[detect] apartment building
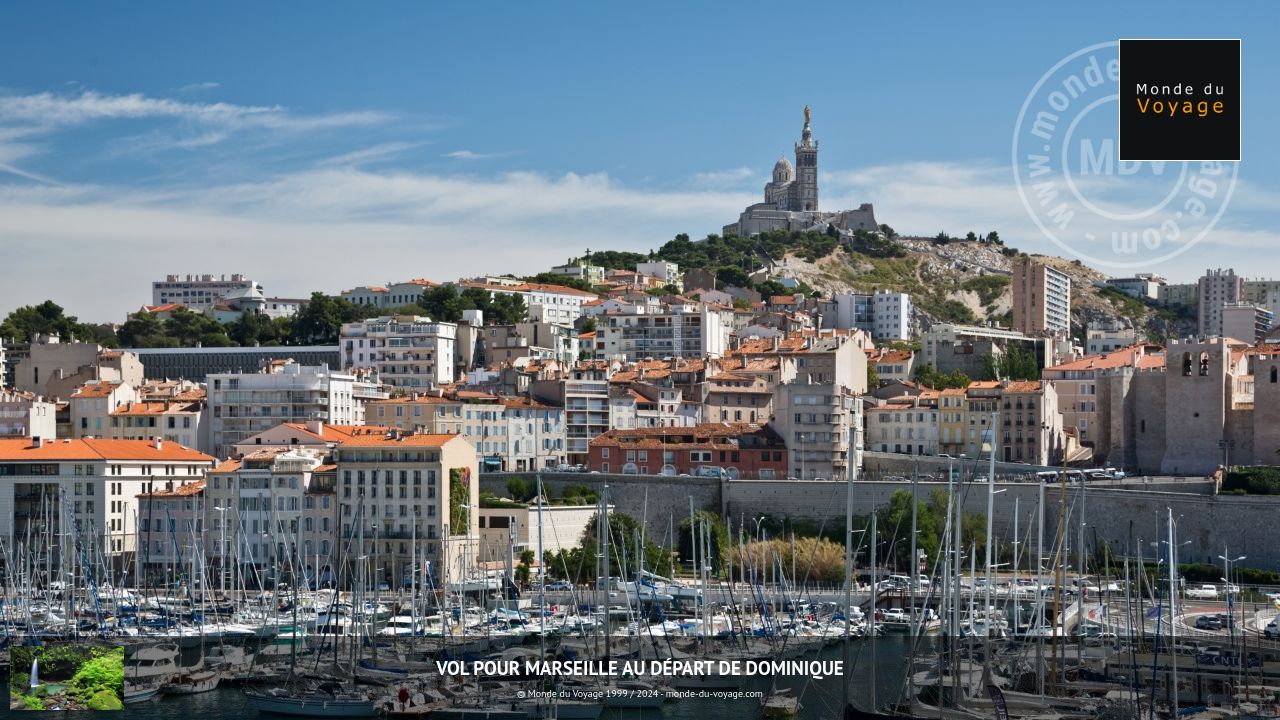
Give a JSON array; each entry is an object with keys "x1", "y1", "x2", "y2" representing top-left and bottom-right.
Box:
[
  {"x1": 458, "y1": 321, "x2": 579, "y2": 370},
  {"x1": 0, "y1": 389, "x2": 56, "y2": 439},
  {"x1": 1104, "y1": 274, "x2": 1165, "y2": 300},
  {"x1": 1086, "y1": 321, "x2": 1138, "y2": 355},
  {"x1": 587, "y1": 423, "x2": 787, "y2": 479},
  {"x1": 1198, "y1": 268, "x2": 1244, "y2": 337},
  {"x1": 1012, "y1": 257, "x2": 1071, "y2": 336},
  {"x1": 135, "y1": 479, "x2": 206, "y2": 583},
  {"x1": 530, "y1": 364, "x2": 611, "y2": 465},
  {"x1": 340, "y1": 315, "x2": 457, "y2": 389},
  {"x1": 208, "y1": 362, "x2": 364, "y2": 458},
  {"x1": 770, "y1": 380, "x2": 862, "y2": 481},
  {"x1": 733, "y1": 331, "x2": 869, "y2": 394},
  {"x1": 703, "y1": 372, "x2": 773, "y2": 424},
  {"x1": 0, "y1": 437, "x2": 214, "y2": 572},
  {"x1": 16, "y1": 341, "x2": 144, "y2": 400},
  {"x1": 152, "y1": 273, "x2": 258, "y2": 311},
  {"x1": 339, "y1": 279, "x2": 438, "y2": 309},
  {"x1": 204, "y1": 448, "x2": 328, "y2": 588},
  {"x1": 595, "y1": 302, "x2": 731, "y2": 362},
  {"x1": 997, "y1": 380, "x2": 1063, "y2": 465},
  {"x1": 366, "y1": 392, "x2": 567, "y2": 471},
  {"x1": 334, "y1": 431, "x2": 478, "y2": 588},
  {"x1": 1221, "y1": 302, "x2": 1273, "y2": 343},
  {"x1": 867, "y1": 393, "x2": 939, "y2": 456}
]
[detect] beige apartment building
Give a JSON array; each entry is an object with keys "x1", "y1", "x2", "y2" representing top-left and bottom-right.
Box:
[{"x1": 1012, "y1": 257, "x2": 1071, "y2": 337}]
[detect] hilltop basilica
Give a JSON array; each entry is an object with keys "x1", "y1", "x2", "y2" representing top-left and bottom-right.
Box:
[{"x1": 723, "y1": 106, "x2": 880, "y2": 238}]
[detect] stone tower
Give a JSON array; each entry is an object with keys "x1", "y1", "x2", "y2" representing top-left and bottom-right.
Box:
[{"x1": 792, "y1": 105, "x2": 819, "y2": 212}]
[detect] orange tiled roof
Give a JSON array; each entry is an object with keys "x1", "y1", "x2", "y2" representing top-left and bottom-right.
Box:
[
  {"x1": 337, "y1": 432, "x2": 457, "y2": 448},
  {"x1": 277, "y1": 423, "x2": 396, "y2": 443},
  {"x1": 0, "y1": 438, "x2": 213, "y2": 462},
  {"x1": 72, "y1": 382, "x2": 122, "y2": 399},
  {"x1": 1004, "y1": 380, "x2": 1043, "y2": 393},
  {"x1": 209, "y1": 458, "x2": 243, "y2": 473},
  {"x1": 1045, "y1": 344, "x2": 1165, "y2": 373},
  {"x1": 139, "y1": 479, "x2": 206, "y2": 498},
  {"x1": 143, "y1": 303, "x2": 183, "y2": 313},
  {"x1": 111, "y1": 401, "x2": 200, "y2": 416},
  {"x1": 876, "y1": 350, "x2": 913, "y2": 364}
]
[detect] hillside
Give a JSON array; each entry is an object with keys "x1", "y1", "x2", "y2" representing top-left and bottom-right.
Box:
[{"x1": 617, "y1": 229, "x2": 1196, "y2": 343}]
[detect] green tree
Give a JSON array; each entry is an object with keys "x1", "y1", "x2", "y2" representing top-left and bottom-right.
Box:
[
  {"x1": 0, "y1": 300, "x2": 97, "y2": 343},
  {"x1": 867, "y1": 363, "x2": 880, "y2": 389},
  {"x1": 117, "y1": 312, "x2": 166, "y2": 347},
  {"x1": 875, "y1": 490, "x2": 941, "y2": 572},
  {"x1": 291, "y1": 292, "x2": 349, "y2": 344},
  {"x1": 678, "y1": 511, "x2": 730, "y2": 576},
  {"x1": 163, "y1": 307, "x2": 229, "y2": 346},
  {"x1": 980, "y1": 344, "x2": 1040, "y2": 381}
]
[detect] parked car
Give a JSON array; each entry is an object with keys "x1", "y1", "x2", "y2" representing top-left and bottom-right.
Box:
[
  {"x1": 881, "y1": 608, "x2": 907, "y2": 622},
  {"x1": 1195, "y1": 615, "x2": 1223, "y2": 630},
  {"x1": 1264, "y1": 618, "x2": 1279, "y2": 639},
  {"x1": 544, "y1": 580, "x2": 573, "y2": 591}
]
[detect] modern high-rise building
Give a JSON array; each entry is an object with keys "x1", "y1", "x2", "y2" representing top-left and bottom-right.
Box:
[
  {"x1": 1197, "y1": 268, "x2": 1244, "y2": 337},
  {"x1": 1012, "y1": 257, "x2": 1071, "y2": 336}
]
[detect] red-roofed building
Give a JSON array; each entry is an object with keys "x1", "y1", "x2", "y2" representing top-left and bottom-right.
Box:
[
  {"x1": 587, "y1": 423, "x2": 787, "y2": 478},
  {"x1": 0, "y1": 437, "x2": 214, "y2": 571}
]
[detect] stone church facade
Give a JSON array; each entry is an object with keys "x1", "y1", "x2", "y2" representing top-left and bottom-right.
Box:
[{"x1": 724, "y1": 106, "x2": 879, "y2": 238}]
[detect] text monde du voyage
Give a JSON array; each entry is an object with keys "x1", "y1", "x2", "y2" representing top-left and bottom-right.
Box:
[{"x1": 1134, "y1": 82, "x2": 1229, "y2": 118}]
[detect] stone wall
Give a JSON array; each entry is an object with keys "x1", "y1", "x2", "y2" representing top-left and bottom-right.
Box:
[{"x1": 481, "y1": 471, "x2": 1273, "y2": 568}]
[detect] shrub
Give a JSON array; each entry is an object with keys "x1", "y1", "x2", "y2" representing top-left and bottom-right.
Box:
[
  {"x1": 87, "y1": 688, "x2": 124, "y2": 710},
  {"x1": 24, "y1": 695, "x2": 45, "y2": 710}
]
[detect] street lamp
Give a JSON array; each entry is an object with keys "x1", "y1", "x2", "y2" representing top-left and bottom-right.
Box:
[
  {"x1": 1217, "y1": 552, "x2": 1246, "y2": 647},
  {"x1": 213, "y1": 506, "x2": 229, "y2": 598}
]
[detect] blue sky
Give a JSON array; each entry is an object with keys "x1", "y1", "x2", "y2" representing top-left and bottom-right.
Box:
[{"x1": 1, "y1": 2, "x2": 1277, "y2": 321}]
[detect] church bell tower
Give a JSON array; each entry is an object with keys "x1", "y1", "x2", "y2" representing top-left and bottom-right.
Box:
[{"x1": 793, "y1": 105, "x2": 818, "y2": 212}]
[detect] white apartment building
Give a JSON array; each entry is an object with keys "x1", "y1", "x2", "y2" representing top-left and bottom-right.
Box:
[
  {"x1": 152, "y1": 274, "x2": 259, "y2": 311},
  {"x1": 1086, "y1": 322, "x2": 1138, "y2": 355},
  {"x1": 867, "y1": 397, "x2": 940, "y2": 456},
  {"x1": 339, "y1": 279, "x2": 438, "y2": 309},
  {"x1": 0, "y1": 389, "x2": 56, "y2": 439},
  {"x1": 530, "y1": 365, "x2": 611, "y2": 464},
  {"x1": 871, "y1": 290, "x2": 913, "y2": 341},
  {"x1": 596, "y1": 303, "x2": 730, "y2": 361},
  {"x1": 366, "y1": 393, "x2": 567, "y2": 472},
  {"x1": 205, "y1": 448, "x2": 327, "y2": 586},
  {"x1": 208, "y1": 362, "x2": 362, "y2": 458},
  {"x1": 0, "y1": 437, "x2": 214, "y2": 570},
  {"x1": 340, "y1": 316, "x2": 457, "y2": 389},
  {"x1": 635, "y1": 261, "x2": 681, "y2": 287}
]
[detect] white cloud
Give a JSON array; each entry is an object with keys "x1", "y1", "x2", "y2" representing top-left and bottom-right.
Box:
[
  {"x1": 179, "y1": 82, "x2": 221, "y2": 92},
  {"x1": 444, "y1": 149, "x2": 513, "y2": 160},
  {"x1": 0, "y1": 90, "x2": 393, "y2": 133},
  {"x1": 319, "y1": 142, "x2": 423, "y2": 168},
  {"x1": 688, "y1": 167, "x2": 758, "y2": 190}
]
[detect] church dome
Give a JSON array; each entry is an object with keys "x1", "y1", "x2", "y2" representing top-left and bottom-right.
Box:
[{"x1": 772, "y1": 156, "x2": 794, "y2": 182}]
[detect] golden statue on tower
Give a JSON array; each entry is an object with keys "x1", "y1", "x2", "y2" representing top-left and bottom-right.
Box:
[{"x1": 804, "y1": 105, "x2": 811, "y2": 125}]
